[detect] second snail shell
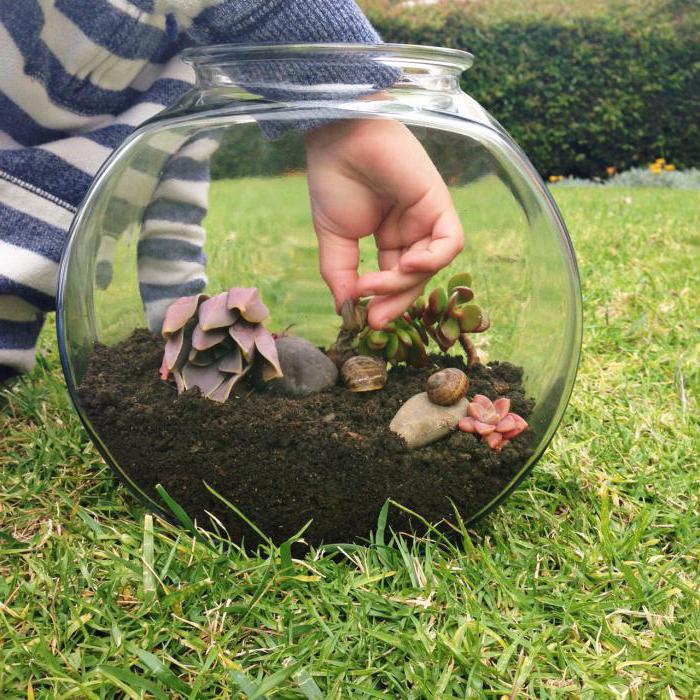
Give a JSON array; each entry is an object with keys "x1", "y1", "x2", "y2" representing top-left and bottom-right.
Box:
[{"x1": 426, "y1": 368, "x2": 469, "y2": 406}]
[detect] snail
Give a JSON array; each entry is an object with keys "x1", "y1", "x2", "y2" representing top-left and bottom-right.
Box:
[
  {"x1": 426, "y1": 368, "x2": 469, "y2": 406},
  {"x1": 341, "y1": 355, "x2": 387, "y2": 392}
]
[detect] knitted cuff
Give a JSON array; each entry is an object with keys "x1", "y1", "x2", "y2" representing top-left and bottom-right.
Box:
[
  {"x1": 182, "y1": 0, "x2": 396, "y2": 137},
  {"x1": 246, "y1": 0, "x2": 380, "y2": 44},
  {"x1": 185, "y1": 0, "x2": 381, "y2": 45}
]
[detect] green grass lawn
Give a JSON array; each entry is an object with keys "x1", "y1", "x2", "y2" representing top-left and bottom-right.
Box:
[{"x1": 1, "y1": 187, "x2": 698, "y2": 698}]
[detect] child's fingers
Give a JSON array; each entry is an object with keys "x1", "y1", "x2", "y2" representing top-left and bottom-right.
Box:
[
  {"x1": 358, "y1": 234, "x2": 430, "y2": 297},
  {"x1": 364, "y1": 131, "x2": 464, "y2": 275},
  {"x1": 355, "y1": 268, "x2": 429, "y2": 298},
  {"x1": 377, "y1": 246, "x2": 402, "y2": 272},
  {"x1": 366, "y1": 282, "x2": 428, "y2": 329},
  {"x1": 376, "y1": 234, "x2": 430, "y2": 273},
  {"x1": 399, "y1": 207, "x2": 464, "y2": 273},
  {"x1": 316, "y1": 230, "x2": 360, "y2": 311}
]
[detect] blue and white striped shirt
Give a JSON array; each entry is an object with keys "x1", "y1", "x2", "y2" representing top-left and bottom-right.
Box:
[{"x1": 0, "y1": 0, "x2": 379, "y2": 380}]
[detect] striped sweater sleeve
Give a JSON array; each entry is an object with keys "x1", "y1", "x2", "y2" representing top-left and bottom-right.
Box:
[
  {"x1": 137, "y1": 131, "x2": 221, "y2": 331},
  {"x1": 0, "y1": 0, "x2": 380, "y2": 381}
]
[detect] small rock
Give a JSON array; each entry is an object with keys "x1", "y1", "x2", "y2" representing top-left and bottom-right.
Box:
[
  {"x1": 268, "y1": 336, "x2": 338, "y2": 396},
  {"x1": 390, "y1": 392, "x2": 468, "y2": 449}
]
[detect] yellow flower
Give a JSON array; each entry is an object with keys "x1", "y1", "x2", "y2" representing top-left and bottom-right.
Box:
[
  {"x1": 654, "y1": 157, "x2": 666, "y2": 165},
  {"x1": 664, "y1": 164, "x2": 676, "y2": 171},
  {"x1": 548, "y1": 174, "x2": 563, "y2": 182},
  {"x1": 606, "y1": 166, "x2": 617, "y2": 176},
  {"x1": 649, "y1": 163, "x2": 662, "y2": 174}
]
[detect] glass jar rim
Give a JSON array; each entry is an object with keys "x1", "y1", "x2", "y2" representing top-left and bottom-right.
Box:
[{"x1": 181, "y1": 42, "x2": 474, "y2": 74}]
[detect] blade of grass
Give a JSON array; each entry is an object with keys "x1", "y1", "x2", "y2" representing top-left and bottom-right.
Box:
[
  {"x1": 97, "y1": 666, "x2": 168, "y2": 700},
  {"x1": 142, "y1": 513, "x2": 156, "y2": 606},
  {"x1": 132, "y1": 647, "x2": 190, "y2": 695},
  {"x1": 203, "y1": 481, "x2": 273, "y2": 548}
]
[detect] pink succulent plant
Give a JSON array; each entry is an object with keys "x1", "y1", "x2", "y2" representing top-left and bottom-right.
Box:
[
  {"x1": 458, "y1": 394, "x2": 528, "y2": 451},
  {"x1": 160, "y1": 287, "x2": 282, "y2": 403}
]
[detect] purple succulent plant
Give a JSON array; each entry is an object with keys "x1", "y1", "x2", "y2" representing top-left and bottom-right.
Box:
[{"x1": 159, "y1": 287, "x2": 282, "y2": 402}]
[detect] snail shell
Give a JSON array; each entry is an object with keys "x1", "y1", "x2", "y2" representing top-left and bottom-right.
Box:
[
  {"x1": 426, "y1": 368, "x2": 469, "y2": 406},
  {"x1": 341, "y1": 355, "x2": 387, "y2": 393}
]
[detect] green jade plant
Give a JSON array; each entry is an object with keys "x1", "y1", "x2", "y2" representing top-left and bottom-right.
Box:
[
  {"x1": 356, "y1": 273, "x2": 490, "y2": 368},
  {"x1": 160, "y1": 287, "x2": 282, "y2": 403}
]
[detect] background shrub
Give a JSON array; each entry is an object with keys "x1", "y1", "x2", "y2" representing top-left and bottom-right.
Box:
[
  {"x1": 211, "y1": 1, "x2": 698, "y2": 179},
  {"x1": 362, "y1": 0, "x2": 699, "y2": 177}
]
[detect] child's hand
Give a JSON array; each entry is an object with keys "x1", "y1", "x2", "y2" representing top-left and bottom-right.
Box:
[{"x1": 305, "y1": 119, "x2": 464, "y2": 329}]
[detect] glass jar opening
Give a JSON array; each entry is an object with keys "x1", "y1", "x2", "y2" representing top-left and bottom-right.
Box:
[
  {"x1": 180, "y1": 43, "x2": 473, "y2": 95},
  {"x1": 182, "y1": 42, "x2": 474, "y2": 74}
]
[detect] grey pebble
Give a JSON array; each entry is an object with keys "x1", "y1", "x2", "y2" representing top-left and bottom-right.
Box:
[{"x1": 268, "y1": 336, "x2": 338, "y2": 396}]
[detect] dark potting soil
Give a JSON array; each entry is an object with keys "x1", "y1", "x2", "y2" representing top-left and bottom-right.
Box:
[{"x1": 79, "y1": 329, "x2": 535, "y2": 548}]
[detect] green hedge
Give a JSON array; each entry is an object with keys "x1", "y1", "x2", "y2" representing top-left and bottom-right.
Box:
[
  {"x1": 210, "y1": 4, "x2": 698, "y2": 179},
  {"x1": 367, "y1": 5, "x2": 699, "y2": 177}
]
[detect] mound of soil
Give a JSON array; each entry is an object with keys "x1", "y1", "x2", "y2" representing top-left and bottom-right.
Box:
[{"x1": 79, "y1": 330, "x2": 534, "y2": 547}]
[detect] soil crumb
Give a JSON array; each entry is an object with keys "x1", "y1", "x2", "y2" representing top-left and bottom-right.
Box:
[{"x1": 79, "y1": 329, "x2": 534, "y2": 547}]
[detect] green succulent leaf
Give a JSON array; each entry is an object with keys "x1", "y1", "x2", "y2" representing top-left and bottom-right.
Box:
[
  {"x1": 408, "y1": 297, "x2": 426, "y2": 320},
  {"x1": 439, "y1": 317, "x2": 461, "y2": 345},
  {"x1": 428, "y1": 287, "x2": 448, "y2": 318},
  {"x1": 452, "y1": 286, "x2": 474, "y2": 303},
  {"x1": 472, "y1": 311, "x2": 491, "y2": 334},
  {"x1": 345, "y1": 270, "x2": 488, "y2": 369},
  {"x1": 367, "y1": 330, "x2": 389, "y2": 351},
  {"x1": 456, "y1": 304, "x2": 483, "y2": 333},
  {"x1": 395, "y1": 327, "x2": 413, "y2": 348},
  {"x1": 404, "y1": 325, "x2": 426, "y2": 350},
  {"x1": 421, "y1": 307, "x2": 437, "y2": 326},
  {"x1": 394, "y1": 342, "x2": 407, "y2": 364},
  {"x1": 384, "y1": 333, "x2": 400, "y2": 360},
  {"x1": 411, "y1": 320, "x2": 430, "y2": 345},
  {"x1": 448, "y1": 272, "x2": 473, "y2": 295}
]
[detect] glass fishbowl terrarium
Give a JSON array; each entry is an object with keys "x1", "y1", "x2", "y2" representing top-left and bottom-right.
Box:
[{"x1": 57, "y1": 44, "x2": 582, "y2": 547}]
